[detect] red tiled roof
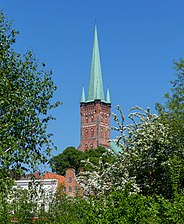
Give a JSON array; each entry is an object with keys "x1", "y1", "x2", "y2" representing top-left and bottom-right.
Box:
[{"x1": 43, "y1": 172, "x2": 65, "y2": 187}]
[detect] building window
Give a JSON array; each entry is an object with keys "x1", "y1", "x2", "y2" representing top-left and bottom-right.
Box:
[
  {"x1": 101, "y1": 116, "x2": 104, "y2": 123},
  {"x1": 69, "y1": 186, "x2": 72, "y2": 192},
  {"x1": 68, "y1": 177, "x2": 72, "y2": 183},
  {"x1": 86, "y1": 116, "x2": 88, "y2": 123},
  {"x1": 105, "y1": 115, "x2": 107, "y2": 123},
  {"x1": 106, "y1": 130, "x2": 109, "y2": 139},
  {"x1": 85, "y1": 144, "x2": 88, "y2": 149},
  {"x1": 74, "y1": 186, "x2": 77, "y2": 191},
  {"x1": 90, "y1": 144, "x2": 93, "y2": 149},
  {"x1": 91, "y1": 128, "x2": 94, "y2": 137},
  {"x1": 48, "y1": 190, "x2": 53, "y2": 198},
  {"x1": 63, "y1": 186, "x2": 66, "y2": 192},
  {"x1": 85, "y1": 129, "x2": 88, "y2": 137},
  {"x1": 101, "y1": 128, "x2": 104, "y2": 138},
  {"x1": 91, "y1": 115, "x2": 94, "y2": 122}
]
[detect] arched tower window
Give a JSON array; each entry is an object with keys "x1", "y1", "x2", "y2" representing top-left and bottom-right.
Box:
[
  {"x1": 90, "y1": 128, "x2": 94, "y2": 137},
  {"x1": 85, "y1": 116, "x2": 88, "y2": 123},
  {"x1": 105, "y1": 114, "x2": 107, "y2": 124},
  {"x1": 101, "y1": 115, "x2": 104, "y2": 123},
  {"x1": 105, "y1": 130, "x2": 109, "y2": 139},
  {"x1": 85, "y1": 129, "x2": 88, "y2": 137},
  {"x1": 101, "y1": 128, "x2": 104, "y2": 138}
]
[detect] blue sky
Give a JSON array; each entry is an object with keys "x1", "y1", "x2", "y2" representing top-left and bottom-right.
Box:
[{"x1": 2, "y1": 1, "x2": 184, "y2": 157}]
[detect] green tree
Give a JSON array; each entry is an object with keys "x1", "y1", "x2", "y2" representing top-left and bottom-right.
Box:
[
  {"x1": 78, "y1": 106, "x2": 179, "y2": 198},
  {"x1": 165, "y1": 58, "x2": 184, "y2": 115},
  {"x1": 79, "y1": 57, "x2": 184, "y2": 199},
  {"x1": 157, "y1": 58, "x2": 184, "y2": 146},
  {"x1": 82, "y1": 146, "x2": 115, "y2": 172},
  {"x1": 112, "y1": 105, "x2": 183, "y2": 198},
  {"x1": 50, "y1": 146, "x2": 114, "y2": 176},
  {"x1": 0, "y1": 11, "x2": 60, "y2": 178},
  {"x1": 156, "y1": 58, "x2": 184, "y2": 195},
  {"x1": 50, "y1": 147, "x2": 84, "y2": 175}
]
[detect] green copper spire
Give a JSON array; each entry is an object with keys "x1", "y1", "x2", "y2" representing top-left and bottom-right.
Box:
[
  {"x1": 88, "y1": 25, "x2": 105, "y2": 101},
  {"x1": 80, "y1": 85, "x2": 86, "y2": 103},
  {"x1": 106, "y1": 88, "x2": 111, "y2": 104}
]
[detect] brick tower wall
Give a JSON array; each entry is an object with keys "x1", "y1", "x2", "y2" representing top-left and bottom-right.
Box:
[{"x1": 78, "y1": 100, "x2": 111, "y2": 151}]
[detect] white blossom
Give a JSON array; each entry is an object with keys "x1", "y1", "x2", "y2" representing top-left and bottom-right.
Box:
[{"x1": 78, "y1": 106, "x2": 173, "y2": 197}]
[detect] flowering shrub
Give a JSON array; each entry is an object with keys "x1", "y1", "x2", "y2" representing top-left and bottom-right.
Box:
[{"x1": 78, "y1": 106, "x2": 177, "y2": 198}]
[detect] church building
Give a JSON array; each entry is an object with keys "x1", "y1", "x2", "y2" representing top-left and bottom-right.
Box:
[{"x1": 78, "y1": 25, "x2": 111, "y2": 151}]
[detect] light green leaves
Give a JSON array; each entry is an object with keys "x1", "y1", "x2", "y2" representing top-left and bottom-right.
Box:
[{"x1": 0, "y1": 11, "x2": 61, "y2": 179}]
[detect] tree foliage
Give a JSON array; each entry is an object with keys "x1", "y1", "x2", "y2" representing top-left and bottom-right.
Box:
[
  {"x1": 113, "y1": 106, "x2": 176, "y2": 198},
  {"x1": 0, "y1": 11, "x2": 60, "y2": 178},
  {"x1": 0, "y1": 10, "x2": 183, "y2": 223},
  {"x1": 78, "y1": 105, "x2": 183, "y2": 199},
  {"x1": 50, "y1": 146, "x2": 114, "y2": 176},
  {"x1": 156, "y1": 58, "x2": 184, "y2": 195},
  {"x1": 1, "y1": 188, "x2": 184, "y2": 223},
  {"x1": 165, "y1": 58, "x2": 184, "y2": 115},
  {"x1": 156, "y1": 58, "x2": 184, "y2": 149},
  {"x1": 78, "y1": 58, "x2": 184, "y2": 199},
  {"x1": 50, "y1": 147, "x2": 83, "y2": 175}
]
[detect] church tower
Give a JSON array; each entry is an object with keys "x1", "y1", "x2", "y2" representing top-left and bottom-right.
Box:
[{"x1": 78, "y1": 25, "x2": 111, "y2": 151}]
